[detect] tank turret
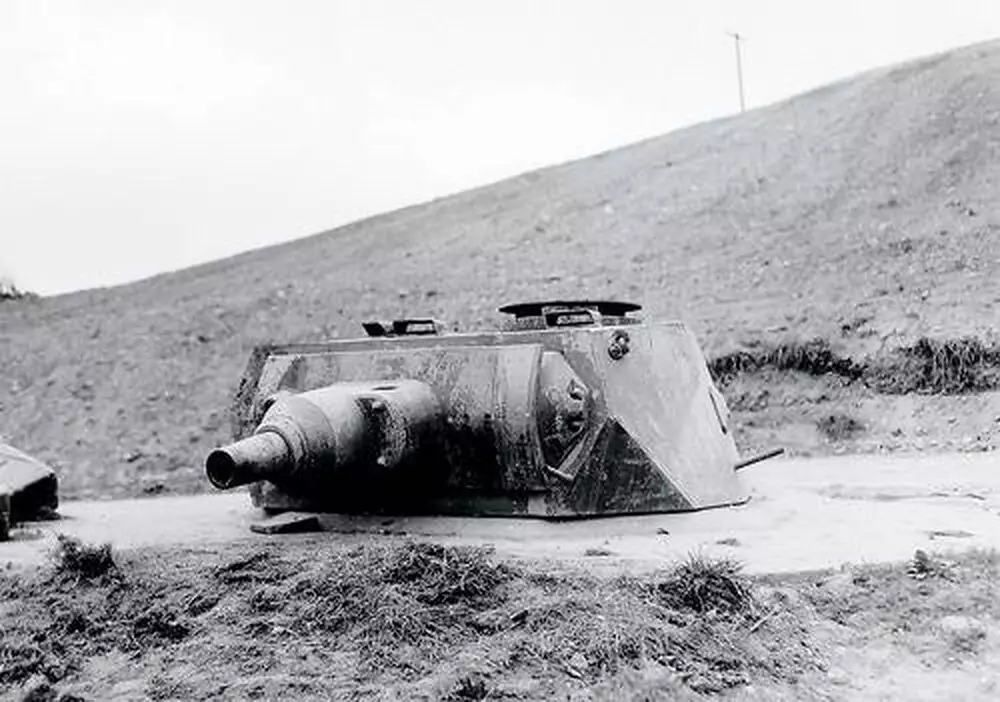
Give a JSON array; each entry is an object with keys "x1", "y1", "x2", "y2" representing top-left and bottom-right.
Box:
[{"x1": 206, "y1": 301, "x2": 748, "y2": 518}]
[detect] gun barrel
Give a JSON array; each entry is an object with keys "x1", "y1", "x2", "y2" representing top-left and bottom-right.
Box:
[
  {"x1": 205, "y1": 379, "x2": 441, "y2": 493},
  {"x1": 206, "y1": 432, "x2": 291, "y2": 489}
]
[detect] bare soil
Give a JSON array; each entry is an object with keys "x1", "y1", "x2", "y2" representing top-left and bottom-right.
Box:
[
  {"x1": 3, "y1": 40, "x2": 1000, "y2": 500},
  {"x1": 1, "y1": 540, "x2": 996, "y2": 701}
]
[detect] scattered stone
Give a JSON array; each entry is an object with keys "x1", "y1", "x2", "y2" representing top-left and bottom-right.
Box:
[
  {"x1": 907, "y1": 549, "x2": 956, "y2": 580},
  {"x1": 820, "y1": 571, "x2": 857, "y2": 596},
  {"x1": 20, "y1": 676, "x2": 56, "y2": 702},
  {"x1": 566, "y1": 651, "x2": 589, "y2": 678},
  {"x1": 142, "y1": 482, "x2": 166, "y2": 496},
  {"x1": 926, "y1": 529, "x2": 974, "y2": 540},
  {"x1": 249, "y1": 512, "x2": 321, "y2": 534},
  {"x1": 826, "y1": 668, "x2": 851, "y2": 686},
  {"x1": 938, "y1": 615, "x2": 987, "y2": 652}
]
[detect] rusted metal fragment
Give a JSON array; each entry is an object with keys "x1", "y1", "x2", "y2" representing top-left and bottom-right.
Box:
[{"x1": 0, "y1": 442, "x2": 59, "y2": 522}]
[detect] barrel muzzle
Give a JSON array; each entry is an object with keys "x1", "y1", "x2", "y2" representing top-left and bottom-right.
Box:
[
  {"x1": 205, "y1": 379, "x2": 442, "y2": 495},
  {"x1": 206, "y1": 432, "x2": 291, "y2": 489}
]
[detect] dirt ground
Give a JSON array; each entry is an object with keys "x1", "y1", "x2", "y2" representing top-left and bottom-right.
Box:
[
  {"x1": 0, "y1": 540, "x2": 997, "y2": 701},
  {"x1": 726, "y1": 373, "x2": 1000, "y2": 459}
]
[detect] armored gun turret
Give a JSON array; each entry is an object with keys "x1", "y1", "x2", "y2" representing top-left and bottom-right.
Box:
[{"x1": 206, "y1": 301, "x2": 750, "y2": 518}]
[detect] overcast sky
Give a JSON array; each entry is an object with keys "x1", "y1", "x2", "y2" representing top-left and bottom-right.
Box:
[{"x1": 2, "y1": 1, "x2": 999, "y2": 296}]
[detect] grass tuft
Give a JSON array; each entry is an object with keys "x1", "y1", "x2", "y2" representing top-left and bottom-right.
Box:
[
  {"x1": 657, "y1": 554, "x2": 755, "y2": 615},
  {"x1": 51, "y1": 534, "x2": 117, "y2": 581},
  {"x1": 382, "y1": 541, "x2": 509, "y2": 606}
]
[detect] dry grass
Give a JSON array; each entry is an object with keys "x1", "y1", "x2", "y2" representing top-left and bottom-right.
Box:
[
  {"x1": 3, "y1": 541, "x2": 998, "y2": 699},
  {"x1": 0, "y1": 541, "x2": 821, "y2": 699}
]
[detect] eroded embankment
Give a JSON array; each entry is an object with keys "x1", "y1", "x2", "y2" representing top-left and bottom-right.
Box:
[
  {"x1": 707, "y1": 336, "x2": 1000, "y2": 455},
  {"x1": 709, "y1": 337, "x2": 1000, "y2": 396}
]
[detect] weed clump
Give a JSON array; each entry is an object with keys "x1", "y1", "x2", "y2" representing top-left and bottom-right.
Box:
[
  {"x1": 51, "y1": 535, "x2": 117, "y2": 581},
  {"x1": 868, "y1": 337, "x2": 1000, "y2": 394},
  {"x1": 382, "y1": 541, "x2": 509, "y2": 606},
  {"x1": 657, "y1": 554, "x2": 755, "y2": 615},
  {"x1": 709, "y1": 339, "x2": 861, "y2": 385},
  {"x1": 709, "y1": 335, "x2": 1000, "y2": 396}
]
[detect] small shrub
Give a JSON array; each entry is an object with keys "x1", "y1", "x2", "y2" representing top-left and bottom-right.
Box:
[{"x1": 51, "y1": 535, "x2": 116, "y2": 581}]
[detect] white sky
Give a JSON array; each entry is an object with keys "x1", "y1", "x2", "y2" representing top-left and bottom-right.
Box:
[{"x1": 2, "y1": 1, "x2": 999, "y2": 295}]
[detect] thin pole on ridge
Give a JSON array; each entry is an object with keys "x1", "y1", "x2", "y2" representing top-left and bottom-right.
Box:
[{"x1": 727, "y1": 31, "x2": 747, "y2": 113}]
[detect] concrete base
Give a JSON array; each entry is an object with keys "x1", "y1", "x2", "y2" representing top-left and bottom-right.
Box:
[{"x1": 2, "y1": 451, "x2": 998, "y2": 574}]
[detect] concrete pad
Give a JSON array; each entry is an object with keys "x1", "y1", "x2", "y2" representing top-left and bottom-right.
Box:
[{"x1": 2, "y1": 451, "x2": 998, "y2": 574}]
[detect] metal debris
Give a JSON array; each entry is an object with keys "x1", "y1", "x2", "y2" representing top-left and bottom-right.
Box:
[{"x1": 0, "y1": 442, "x2": 59, "y2": 524}]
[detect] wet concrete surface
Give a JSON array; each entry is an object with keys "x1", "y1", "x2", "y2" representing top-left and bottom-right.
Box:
[{"x1": 3, "y1": 452, "x2": 998, "y2": 574}]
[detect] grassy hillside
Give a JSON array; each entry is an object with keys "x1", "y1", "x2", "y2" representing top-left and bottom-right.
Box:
[{"x1": 3, "y1": 40, "x2": 1000, "y2": 499}]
